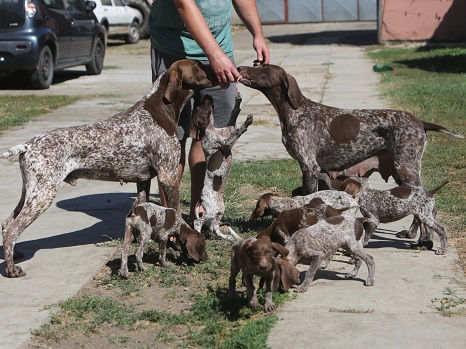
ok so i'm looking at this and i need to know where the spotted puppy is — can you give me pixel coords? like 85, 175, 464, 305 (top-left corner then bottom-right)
119, 201, 207, 279
2, 59, 215, 278
257, 198, 354, 245
192, 94, 253, 240
286, 214, 375, 293
249, 190, 358, 220
229, 236, 296, 312
238, 64, 463, 194
340, 178, 449, 255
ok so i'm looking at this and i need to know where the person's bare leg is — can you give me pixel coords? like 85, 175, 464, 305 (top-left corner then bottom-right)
188, 139, 206, 223
159, 139, 187, 207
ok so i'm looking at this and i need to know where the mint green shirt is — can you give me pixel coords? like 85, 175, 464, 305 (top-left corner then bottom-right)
149, 0, 234, 60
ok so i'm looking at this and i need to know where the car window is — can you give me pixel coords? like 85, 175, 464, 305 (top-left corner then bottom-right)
44, 0, 66, 10
63, 0, 85, 13
101, 0, 112, 5
113, 0, 125, 7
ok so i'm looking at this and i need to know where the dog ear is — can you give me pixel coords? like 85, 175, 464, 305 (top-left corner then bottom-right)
339, 178, 361, 197
249, 197, 268, 220
272, 242, 289, 258
239, 238, 255, 265
163, 68, 182, 103
180, 225, 207, 262
278, 259, 300, 291
284, 73, 304, 109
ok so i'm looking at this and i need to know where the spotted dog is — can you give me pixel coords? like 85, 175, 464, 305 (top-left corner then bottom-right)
2, 60, 216, 278
249, 190, 358, 221
118, 200, 207, 279
340, 178, 449, 255
238, 64, 463, 247
286, 214, 375, 293
257, 198, 354, 245
192, 94, 253, 240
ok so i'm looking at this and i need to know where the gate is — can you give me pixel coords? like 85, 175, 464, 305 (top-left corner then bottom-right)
256, 0, 377, 24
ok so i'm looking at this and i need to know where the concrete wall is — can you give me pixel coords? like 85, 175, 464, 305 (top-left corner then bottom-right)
380, 0, 466, 42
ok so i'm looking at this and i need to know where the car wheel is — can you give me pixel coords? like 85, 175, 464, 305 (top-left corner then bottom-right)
125, 21, 140, 44
30, 46, 54, 89
86, 37, 105, 75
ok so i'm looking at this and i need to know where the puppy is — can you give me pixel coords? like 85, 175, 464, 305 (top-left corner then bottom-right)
119, 201, 207, 279
228, 236, 296, 312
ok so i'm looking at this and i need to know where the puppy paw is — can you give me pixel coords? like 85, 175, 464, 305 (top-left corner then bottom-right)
365, 278, 375, 286
396, 230, 416, 239
118, 269, 129, 279
435, 247, 447, 255
249, 301, 260, 311
264, 303, 276, 313
293, 285, 308, 293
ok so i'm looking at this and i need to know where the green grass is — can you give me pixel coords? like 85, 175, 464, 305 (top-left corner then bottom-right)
0, 95, 80, 132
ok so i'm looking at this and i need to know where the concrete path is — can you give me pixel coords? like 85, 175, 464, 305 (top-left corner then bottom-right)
0, 22, 465, 349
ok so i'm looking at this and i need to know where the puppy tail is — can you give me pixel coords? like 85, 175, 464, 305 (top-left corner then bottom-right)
3, 144, 29, 157
428, 180, 449, 197
423, 121, 464, 139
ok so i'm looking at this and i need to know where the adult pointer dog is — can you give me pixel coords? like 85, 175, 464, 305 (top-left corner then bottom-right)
237, 64, 463, 245
2, 59, 216, 278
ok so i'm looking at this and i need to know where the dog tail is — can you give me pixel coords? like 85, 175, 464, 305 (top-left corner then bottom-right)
3, 144, 29, 157
428, 180, 449, 197
423, 121, 464, 139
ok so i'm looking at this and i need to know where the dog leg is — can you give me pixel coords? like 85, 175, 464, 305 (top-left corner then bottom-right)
294, 255, 323, 293
118, 221, 135, 279
244, 274, 260, 311
263, 274, 276, 312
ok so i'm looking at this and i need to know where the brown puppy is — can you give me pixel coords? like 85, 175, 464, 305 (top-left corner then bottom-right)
229, 236, 297, 312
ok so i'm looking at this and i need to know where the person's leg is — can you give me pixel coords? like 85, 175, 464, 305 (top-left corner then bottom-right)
188, 139, 206, 223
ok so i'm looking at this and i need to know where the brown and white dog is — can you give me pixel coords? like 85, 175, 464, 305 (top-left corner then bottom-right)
237, 63, 463, 248
191, 94, 252, 240
229, 236, 298, 312
118, 200, 207, 279
257, 198, 354, 245
237, 64, 463, 193
340, 178, 449, 254
2, 59, 216, 278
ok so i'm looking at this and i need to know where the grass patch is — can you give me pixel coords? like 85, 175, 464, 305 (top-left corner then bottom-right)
0, 95, 80, 132
368, 45, 466, 272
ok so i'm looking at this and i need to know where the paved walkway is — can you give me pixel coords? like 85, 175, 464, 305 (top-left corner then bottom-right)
0, 22, 465, 349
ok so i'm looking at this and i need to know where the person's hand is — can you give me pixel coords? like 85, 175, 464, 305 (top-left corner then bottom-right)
253, 35, 270, 66
209, 50, 241, 89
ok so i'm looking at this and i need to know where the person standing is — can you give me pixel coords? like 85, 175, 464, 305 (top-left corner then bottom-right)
149, 0, 269, 224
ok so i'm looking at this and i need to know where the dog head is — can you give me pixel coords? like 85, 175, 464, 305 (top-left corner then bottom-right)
237, 64, 304, 109
239, 236, 289, 277
249, 193, 278, 220
163, 59, 216, 103
179, 223, 208, 262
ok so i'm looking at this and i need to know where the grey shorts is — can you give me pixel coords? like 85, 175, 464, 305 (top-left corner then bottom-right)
151, 47, 237, 140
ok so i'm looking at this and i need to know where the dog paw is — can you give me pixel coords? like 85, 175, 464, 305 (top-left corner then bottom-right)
264, 303, 276, 313
396, 230, 416, 239
345, 271, 357, 278
293, 285, 308, 293
118, 269, 129, 279
249, 301, 260, 311
6, 265, 26, 278
365, 278, 375, 286
435, 247, 447, 255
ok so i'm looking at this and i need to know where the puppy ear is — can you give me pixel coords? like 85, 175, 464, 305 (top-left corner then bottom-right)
279, 259, 300, 291
283, 73, 304, 109
272, 242, 289, 258
181, 226, 207, 262
239, 239, 254, 265
163, 68, 182, 103
249, 198, 267, 220
339, 178, 361, 197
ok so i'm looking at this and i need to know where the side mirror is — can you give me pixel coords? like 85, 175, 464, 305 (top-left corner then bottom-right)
85, 1, 97, 11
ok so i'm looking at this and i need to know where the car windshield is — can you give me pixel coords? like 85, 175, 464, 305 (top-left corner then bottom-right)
0, 0, 25, 29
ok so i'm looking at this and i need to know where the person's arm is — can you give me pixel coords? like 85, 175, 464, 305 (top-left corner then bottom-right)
173, 0, 240, 88
232, 0, 270, 65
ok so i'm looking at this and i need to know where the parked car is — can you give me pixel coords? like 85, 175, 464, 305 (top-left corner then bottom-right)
92, 0, 143, 44
125, 0, 151, 38
0, 0, 106, 89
